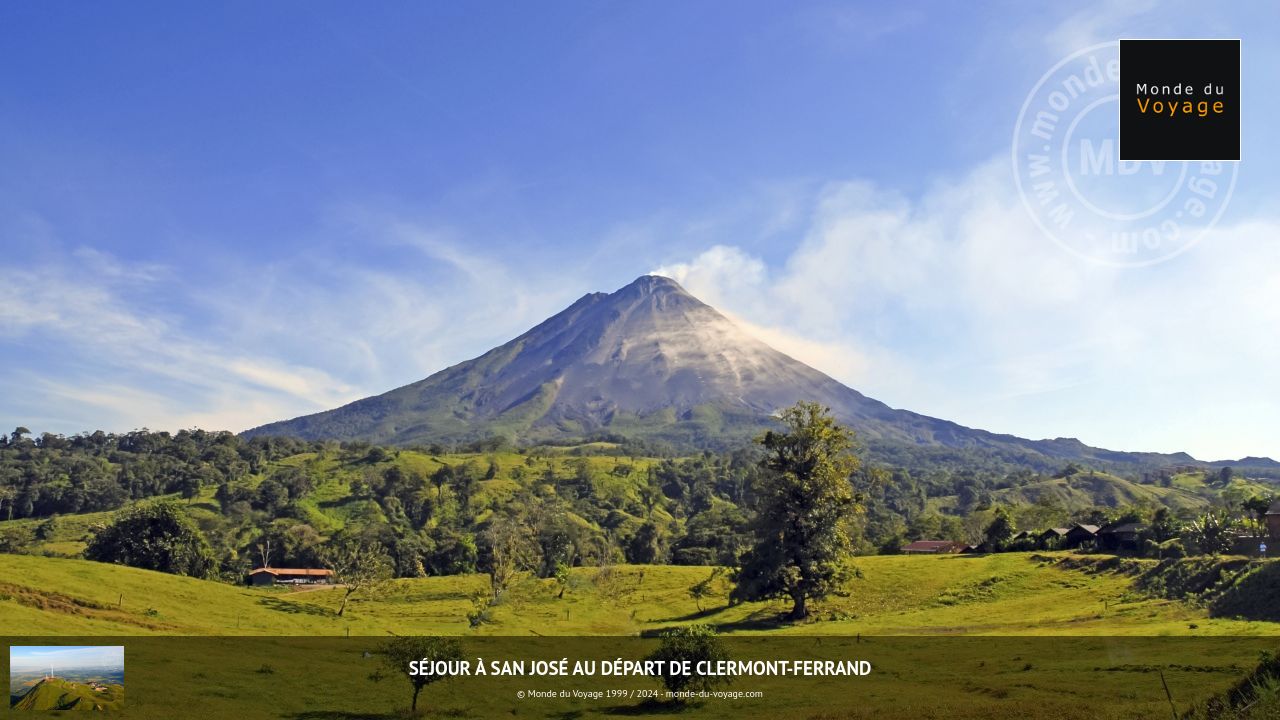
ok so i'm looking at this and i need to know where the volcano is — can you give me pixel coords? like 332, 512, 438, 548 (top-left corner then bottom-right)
243, 275, 1205, 469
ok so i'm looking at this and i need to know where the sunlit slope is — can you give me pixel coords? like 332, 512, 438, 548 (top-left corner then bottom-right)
4, 553, 1280, 637
1, 448, 662, 557
11, 677, 124, 712
241, 275, 1229, 470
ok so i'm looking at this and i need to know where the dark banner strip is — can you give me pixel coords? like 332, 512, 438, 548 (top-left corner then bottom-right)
5, 636, 1276, 718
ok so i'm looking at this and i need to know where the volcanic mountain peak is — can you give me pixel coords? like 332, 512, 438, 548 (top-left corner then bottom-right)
245, 273, 858, 446
243, 274, 1233, 470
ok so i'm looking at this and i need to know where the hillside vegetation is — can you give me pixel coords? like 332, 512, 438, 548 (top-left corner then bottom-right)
10, 677, 124, 712
4, 428, 1275, 587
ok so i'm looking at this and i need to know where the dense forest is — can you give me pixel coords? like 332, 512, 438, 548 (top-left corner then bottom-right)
0, 426, 1275, 587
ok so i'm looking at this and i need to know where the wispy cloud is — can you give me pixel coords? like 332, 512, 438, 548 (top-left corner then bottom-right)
0, 254, 360, 433
0, 212, 580, 436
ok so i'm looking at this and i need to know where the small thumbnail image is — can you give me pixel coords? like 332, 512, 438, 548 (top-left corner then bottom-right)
9, 646, 124, 712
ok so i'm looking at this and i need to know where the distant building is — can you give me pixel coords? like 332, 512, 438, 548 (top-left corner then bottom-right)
1098, 523, 1147, 552
1267, 500, 1280, 540
247, 567, 334, 586
1038, 528, 1069, 548
901, 540, 971, 554
1063, 524, 1101, 549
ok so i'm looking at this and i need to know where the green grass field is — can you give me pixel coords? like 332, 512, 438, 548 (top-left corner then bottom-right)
5, 553, 1280, 718
9, 676, 124, 712
3, 552, 1278, 638
5, 450, 1280, 717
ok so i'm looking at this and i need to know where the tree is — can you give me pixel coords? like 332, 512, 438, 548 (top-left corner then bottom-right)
645, 625, 731, 699
1184, 509, 1236, 556
454, 466, 480, 513
1149, 507, 1182, 542
257, 521, 326, 568
380, 636, 463, 713
688, 567, 725, 612
637, 480, 665, 520
0, 486, 15, 522
33, 515, 59, 541
1218, 466, 1235, 486
731, 402, 860, 620
85, 501, 215, 577
0, 525, 33, 553
430, 465, 453, 502
626, 521, 669, 564
480, 513, 538, 600
1243, 496, 1275, 536
326, 537, 393, 617
982, 508, 1016, 552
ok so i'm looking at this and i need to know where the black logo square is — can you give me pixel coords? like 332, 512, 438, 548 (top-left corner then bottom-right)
1120, 39, 1240, 161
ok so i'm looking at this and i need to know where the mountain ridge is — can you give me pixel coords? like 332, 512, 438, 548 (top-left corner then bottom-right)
243, 275, 1268, 471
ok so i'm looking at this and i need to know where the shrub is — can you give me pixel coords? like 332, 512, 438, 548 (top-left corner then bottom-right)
380, 636, 464, 713
1159, 538, 1187, 559
85, 501, 215, 577
645, 624, 731, 698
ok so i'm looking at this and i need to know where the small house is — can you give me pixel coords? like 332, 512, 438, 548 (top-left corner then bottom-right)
247, 567, 334, 586
1037, 527, 1069, 548
1097, 522, 1147, 552
902, 540, 970, 554
1063, 524, 1100, 549
1267, 500, 1280, 540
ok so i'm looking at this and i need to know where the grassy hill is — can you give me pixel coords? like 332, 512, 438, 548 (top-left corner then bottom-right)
992, 469, 1207, 510
4, 552, 1280, 637
927, 467, 1275, 516
10, 677, 124, 712
6, 553, 1280, 719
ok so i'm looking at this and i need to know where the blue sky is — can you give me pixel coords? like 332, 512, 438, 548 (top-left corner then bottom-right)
9, 646, 123, 672
2, 1, 1277, 460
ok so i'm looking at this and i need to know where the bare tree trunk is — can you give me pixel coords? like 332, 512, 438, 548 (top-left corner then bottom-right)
337, 588, 353, 617
412, 684, 421, 712
789, 592, 807, 620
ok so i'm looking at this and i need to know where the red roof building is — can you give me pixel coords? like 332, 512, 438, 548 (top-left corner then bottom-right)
901, 540, 970, 554
247, 567, 334, 586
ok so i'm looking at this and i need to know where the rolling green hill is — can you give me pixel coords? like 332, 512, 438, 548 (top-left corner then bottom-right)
991, 469, 1207, 511
4, 552, 1280, 637
11, 677, 124, 712
924, 468, 1258, 518
6, 553, 1280, 719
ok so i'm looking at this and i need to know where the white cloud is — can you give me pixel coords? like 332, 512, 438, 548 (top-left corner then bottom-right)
0, 216, 579, 436
653, 157, 1280, 461
0, 256, 362, 434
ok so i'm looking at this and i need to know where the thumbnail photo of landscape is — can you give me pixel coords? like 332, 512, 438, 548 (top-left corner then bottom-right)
1, 2, 1278, 719
8, 646, 124, 712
